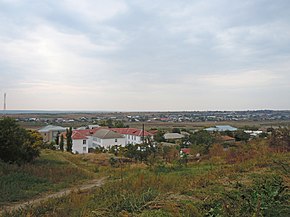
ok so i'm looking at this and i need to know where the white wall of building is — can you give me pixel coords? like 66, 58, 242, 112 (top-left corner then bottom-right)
93, 137, 126, 149
125, 135, 142, 145
124, 135, 153, 145
72, 139, 89, 154
86, 136, 94, 148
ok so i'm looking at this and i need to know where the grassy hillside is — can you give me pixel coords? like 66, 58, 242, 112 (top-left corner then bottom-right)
3, 148, 289, 216
0, 150, 106, 206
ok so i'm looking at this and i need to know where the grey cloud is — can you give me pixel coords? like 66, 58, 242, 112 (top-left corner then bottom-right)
0, 0, 289, 110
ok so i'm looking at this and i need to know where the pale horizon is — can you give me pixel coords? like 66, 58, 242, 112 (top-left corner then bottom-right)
1, 108, 290, 113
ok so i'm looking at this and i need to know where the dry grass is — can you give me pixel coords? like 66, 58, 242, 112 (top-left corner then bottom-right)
2, 143, 290, 216
0, 150, 100, 206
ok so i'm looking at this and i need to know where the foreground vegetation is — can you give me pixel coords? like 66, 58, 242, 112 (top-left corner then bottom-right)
2, 143, 289, 216
1, 119, 289, 216
0, 150, 107, 206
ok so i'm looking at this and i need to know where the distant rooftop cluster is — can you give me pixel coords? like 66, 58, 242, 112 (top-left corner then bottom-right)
9, 110, 290, 125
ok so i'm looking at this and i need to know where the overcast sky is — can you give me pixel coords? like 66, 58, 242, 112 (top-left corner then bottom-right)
0, 0, 289, 111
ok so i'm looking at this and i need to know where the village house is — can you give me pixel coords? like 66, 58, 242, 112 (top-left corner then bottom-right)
220, 135, 236, 144
92, 129, 125, 148
38, 125, 66, 143
62, 127, 153, 153
71, 131, 89, 154
205, 125, 238, 132
164, 132, 185, 140
244, 130, 263, 137
110, 128, 153, 145
69, 128, 100, 154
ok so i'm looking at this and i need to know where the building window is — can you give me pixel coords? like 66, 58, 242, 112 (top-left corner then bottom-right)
83, 147, 87, 152
115, 139, 117, 142
83, 140, 86, 144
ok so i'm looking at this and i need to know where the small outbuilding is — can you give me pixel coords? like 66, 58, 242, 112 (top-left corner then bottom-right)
38, 125, 66, 143
164, 133, 185, 140
205, 125, 238, 132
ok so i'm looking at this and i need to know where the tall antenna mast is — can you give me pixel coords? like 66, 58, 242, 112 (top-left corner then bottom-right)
3, 93, 6, 116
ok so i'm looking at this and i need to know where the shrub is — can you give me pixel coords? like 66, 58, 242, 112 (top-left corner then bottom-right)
109, 157, 119, 167
0, 118, 40, 164
206, 175, 289, 216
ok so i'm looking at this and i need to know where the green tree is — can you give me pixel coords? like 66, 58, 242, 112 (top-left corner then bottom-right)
221, 130, 234, 137
55, 131, 60, 146
189, 130, 215, 154
0, 118, 40, 164
234, 130, 250, 142
106, 119, 113, 128
59, 134, 64, 151
124, 143, 137, 160
172, 128, 181, 133
154, 130, 166, 142
114, 120, 126, 128
66, 127, 73, 152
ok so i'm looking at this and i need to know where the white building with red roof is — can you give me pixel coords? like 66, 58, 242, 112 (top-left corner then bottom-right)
110, 128, 153, 145
71, 128, 100, 154
68, 127, 153, 153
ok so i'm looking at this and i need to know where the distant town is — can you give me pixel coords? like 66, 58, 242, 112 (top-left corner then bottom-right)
4, 110, 290, 125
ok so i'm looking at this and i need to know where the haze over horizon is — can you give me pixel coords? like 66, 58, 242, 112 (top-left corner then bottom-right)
0, 0, 290, 111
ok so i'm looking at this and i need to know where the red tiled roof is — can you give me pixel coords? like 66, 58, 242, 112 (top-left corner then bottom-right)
110, 128, 153, 137
72, 128, 101, 140
220, 135, 235, 141
148, 130, 159, 135
72, 131, 87, 140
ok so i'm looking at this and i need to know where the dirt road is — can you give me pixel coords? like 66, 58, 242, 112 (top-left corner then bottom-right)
0, 177, 106, 215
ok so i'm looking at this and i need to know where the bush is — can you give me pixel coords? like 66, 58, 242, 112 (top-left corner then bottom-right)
109, 157, 119, 167
206, 175, 289, 216
0, 118, 41, 164
41, 141, 57, 150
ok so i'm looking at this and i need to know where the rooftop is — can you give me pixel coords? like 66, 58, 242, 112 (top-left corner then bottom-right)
93, 129, 124, 139
110, 128, 152, 137
205, 125, 238, 132
38, 125, 66, 133
164, 133, 185, 140
220, 135, 235, 141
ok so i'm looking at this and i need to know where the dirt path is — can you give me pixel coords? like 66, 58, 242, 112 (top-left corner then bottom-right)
0, 177, 106, 215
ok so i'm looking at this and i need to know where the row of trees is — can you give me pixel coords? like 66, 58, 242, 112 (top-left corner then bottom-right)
53, 127, 72, 152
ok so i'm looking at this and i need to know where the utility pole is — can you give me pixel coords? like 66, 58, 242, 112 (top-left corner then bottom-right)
3, 93, 6, 116
142, 123, 145, 144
